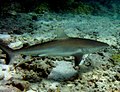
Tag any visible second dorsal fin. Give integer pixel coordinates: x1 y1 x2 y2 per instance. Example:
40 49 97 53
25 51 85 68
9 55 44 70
54 30 69 40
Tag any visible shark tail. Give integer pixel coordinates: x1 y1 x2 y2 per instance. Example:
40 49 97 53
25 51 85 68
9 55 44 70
0 40 15 64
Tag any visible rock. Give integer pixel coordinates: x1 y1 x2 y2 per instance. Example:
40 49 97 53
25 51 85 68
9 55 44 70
0 85 22 92
0 68 4 80
67 83 75 87
8 10 17 16
49 82 60 90
0 64 11 72
48 82 60 92
8 41 23 49
3 71 12 80
48 61 77 81
12 79 30 91
0 59 6 64
1 79 30 91
27 90 36 92
0 64 14 80
0 34 11 40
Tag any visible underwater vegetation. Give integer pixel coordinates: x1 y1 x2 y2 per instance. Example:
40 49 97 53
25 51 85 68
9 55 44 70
0 0 119 15
72 2 94 14
34 3 50 14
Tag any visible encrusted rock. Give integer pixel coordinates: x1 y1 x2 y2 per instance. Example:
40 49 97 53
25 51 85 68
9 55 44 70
1 79 30 91
12 79 30 91
0 85 22 92
15 58 54 82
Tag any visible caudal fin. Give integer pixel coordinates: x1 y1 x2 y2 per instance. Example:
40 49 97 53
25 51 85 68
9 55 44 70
0 40 15 64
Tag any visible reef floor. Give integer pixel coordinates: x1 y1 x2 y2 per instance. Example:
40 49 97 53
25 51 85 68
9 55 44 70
0 12 120 92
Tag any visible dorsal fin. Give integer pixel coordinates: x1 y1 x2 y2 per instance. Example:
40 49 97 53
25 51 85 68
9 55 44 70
54 30 69 40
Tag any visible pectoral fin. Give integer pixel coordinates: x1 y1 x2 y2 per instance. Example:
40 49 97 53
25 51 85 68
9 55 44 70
74 54 84 67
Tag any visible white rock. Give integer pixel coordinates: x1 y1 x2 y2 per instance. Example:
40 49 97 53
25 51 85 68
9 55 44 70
0 65 5 80
0 65 2 71
67 84 75 87
0 34 11 40
92 75 99 80
0 64 10 72
48 61 77 81
49 82 60 90
8 41 23 49
0 70 4 80
4 71 12 80
0 59 6 64
47 82 60 92
27 90 36 92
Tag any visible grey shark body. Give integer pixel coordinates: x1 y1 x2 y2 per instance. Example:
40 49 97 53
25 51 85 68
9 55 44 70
0 38 109 66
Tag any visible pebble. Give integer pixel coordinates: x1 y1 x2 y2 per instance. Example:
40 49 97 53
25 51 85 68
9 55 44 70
67 84 75 87
27 90 36 92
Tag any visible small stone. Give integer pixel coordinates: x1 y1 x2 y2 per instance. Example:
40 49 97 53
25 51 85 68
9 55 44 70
9 10 17 16
27 90 36 92
64 56 74 61
67 84 75 87
92 75 99 80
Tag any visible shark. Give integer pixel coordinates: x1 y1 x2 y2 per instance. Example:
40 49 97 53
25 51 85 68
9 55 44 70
0 37 109 67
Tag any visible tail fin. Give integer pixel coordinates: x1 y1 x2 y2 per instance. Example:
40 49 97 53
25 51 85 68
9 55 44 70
0 40 15 64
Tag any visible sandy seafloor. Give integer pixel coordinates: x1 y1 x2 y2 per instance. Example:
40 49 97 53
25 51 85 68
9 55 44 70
0 12 120 92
